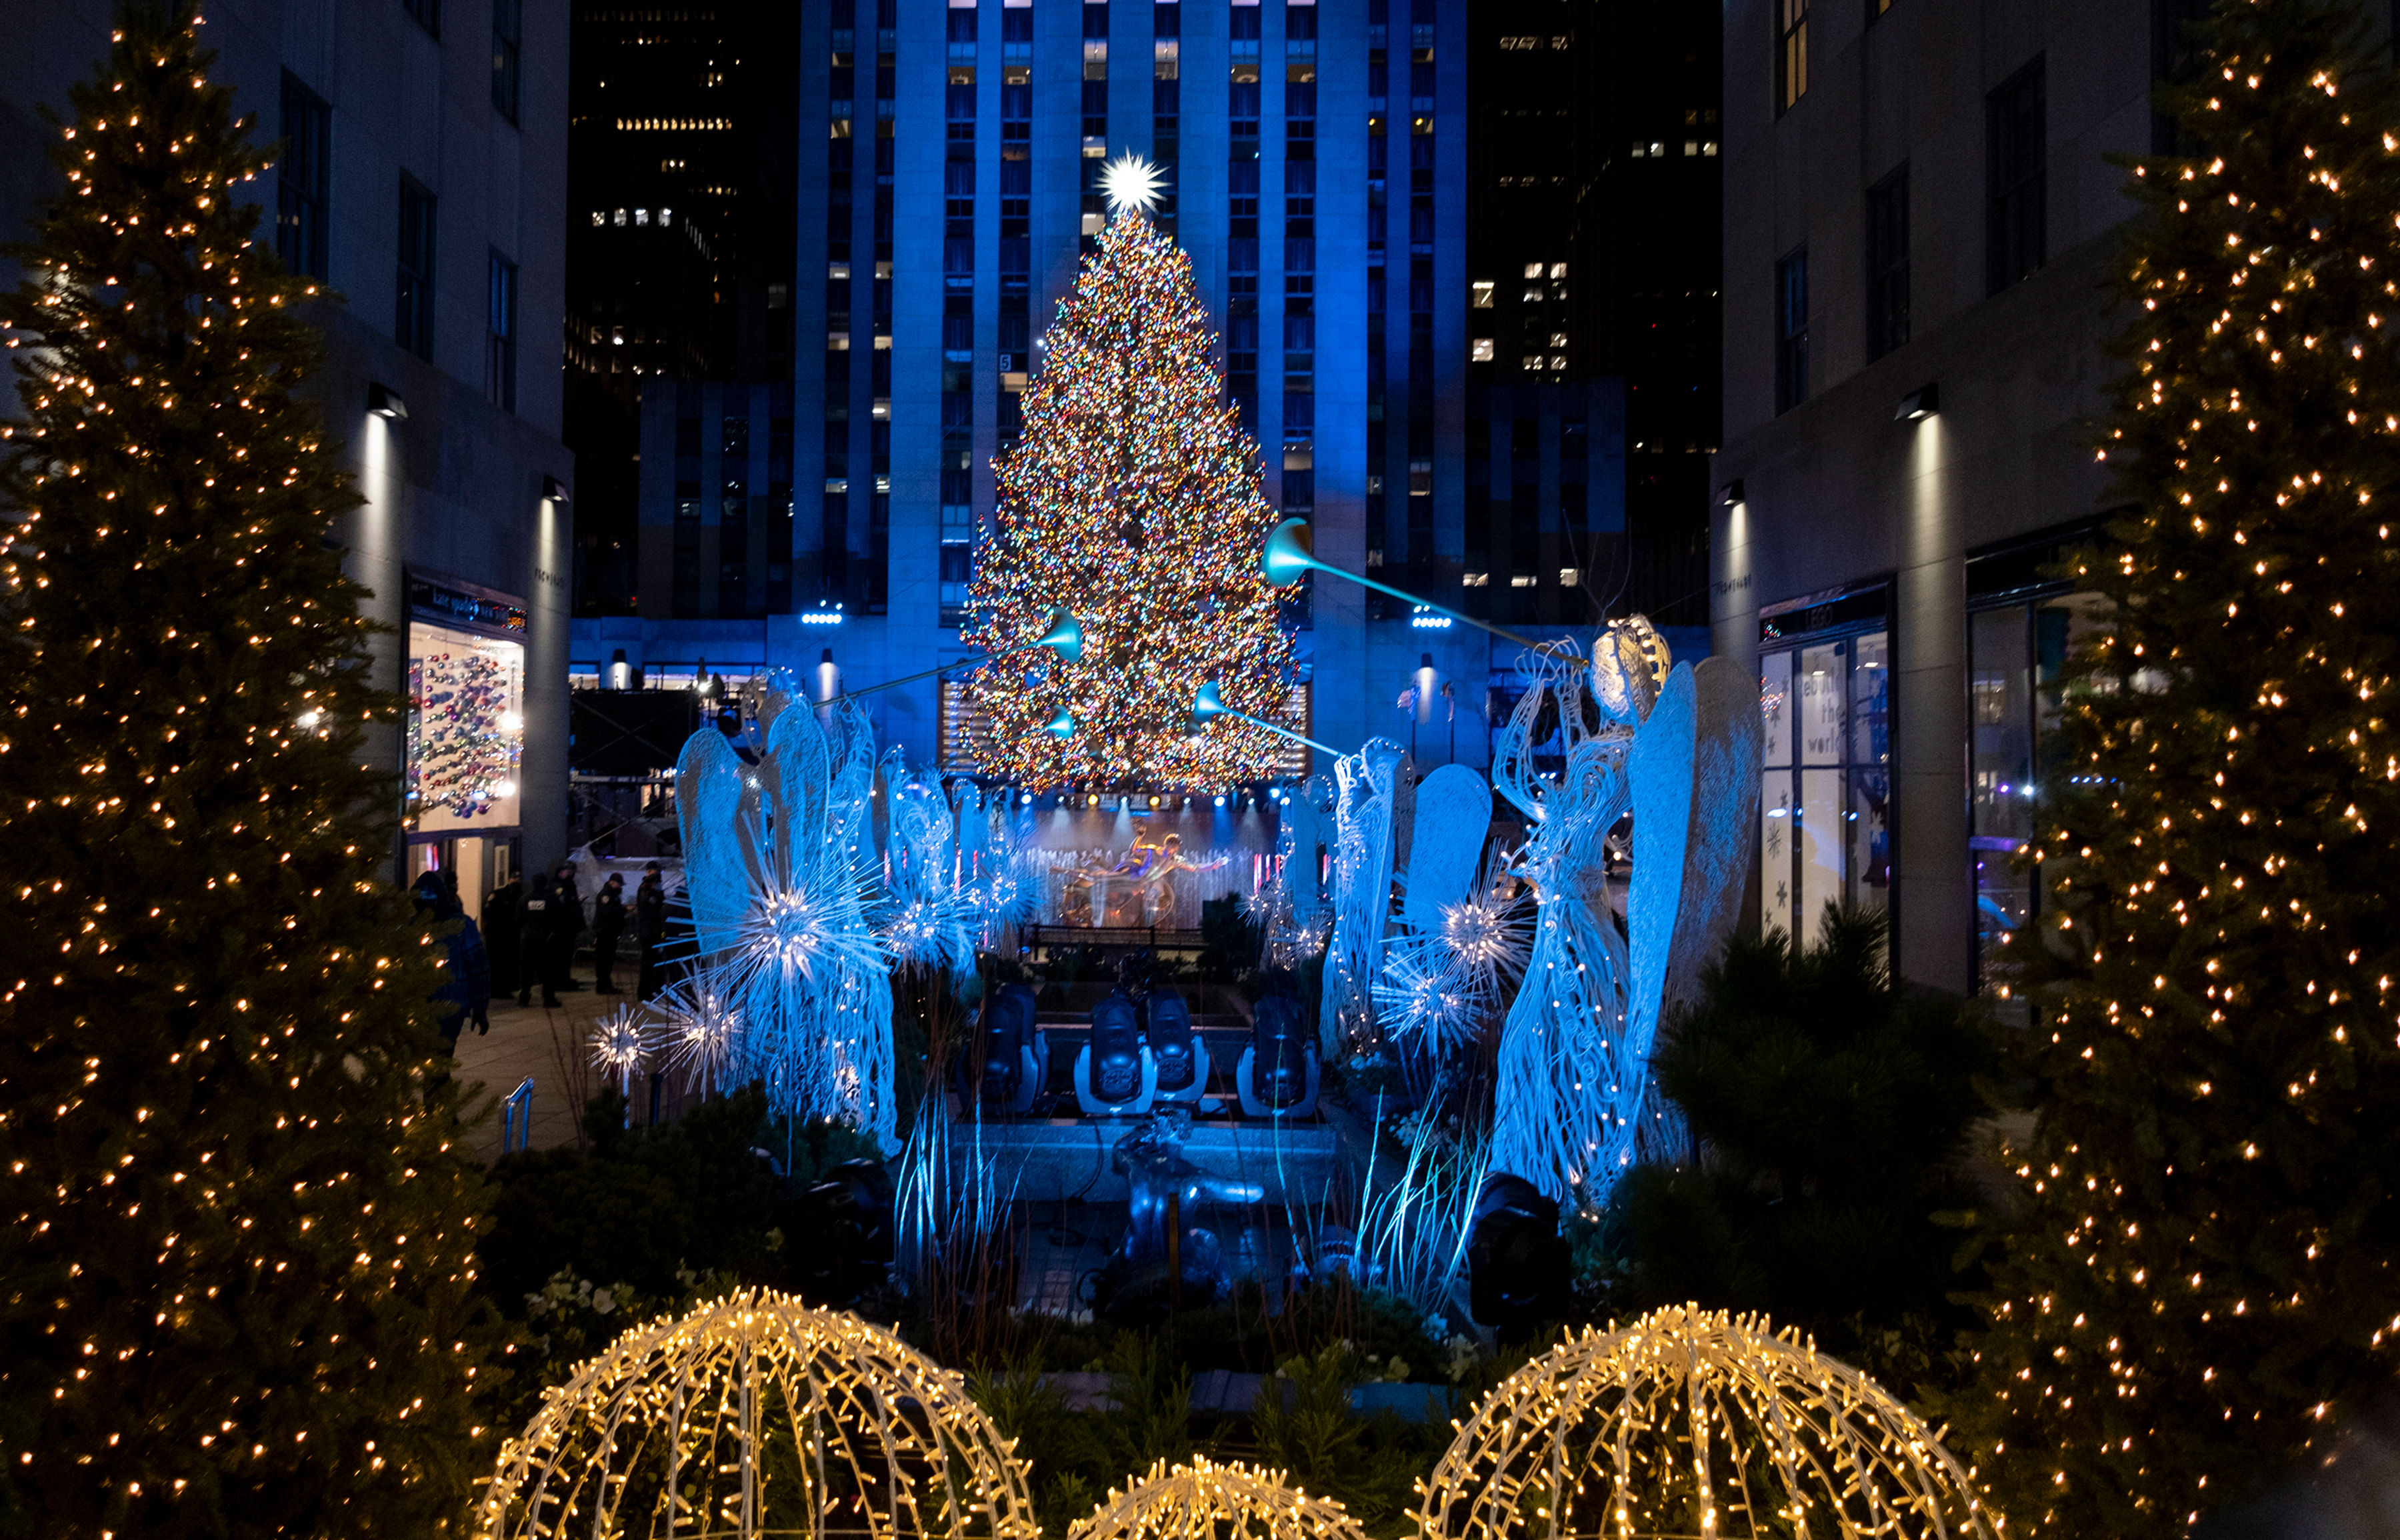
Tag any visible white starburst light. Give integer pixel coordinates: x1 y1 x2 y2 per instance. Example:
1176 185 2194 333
1100 151 1167 215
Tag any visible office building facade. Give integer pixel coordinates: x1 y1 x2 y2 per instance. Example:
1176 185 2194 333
5 0 575 913
1711 0 2155 993
576 0 1641 779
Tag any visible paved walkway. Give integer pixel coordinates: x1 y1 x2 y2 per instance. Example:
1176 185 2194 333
451 984 633 1160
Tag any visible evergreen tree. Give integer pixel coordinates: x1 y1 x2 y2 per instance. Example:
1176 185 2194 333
0 13 501 1533
1607 908 1992 1383
1947 3 2400 1531
968 157 1296 789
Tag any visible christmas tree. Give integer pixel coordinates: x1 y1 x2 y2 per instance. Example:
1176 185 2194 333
1947 3 2400 1531
968 155 1296 789
0 13 501 1533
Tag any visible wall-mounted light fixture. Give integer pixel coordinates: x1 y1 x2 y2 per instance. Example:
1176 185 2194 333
367 382 408 420
542 474 571 502
1895 383 1939 421
1716 478 1745 507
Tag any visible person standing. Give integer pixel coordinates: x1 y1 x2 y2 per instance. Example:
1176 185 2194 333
591 872 627 994
484 871 523 1003
547 864 585 1000
411 873 490 1048
633 863 667 1001
516 872 557 1009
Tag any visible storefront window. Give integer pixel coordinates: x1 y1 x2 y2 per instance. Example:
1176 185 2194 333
1964 519 2111 991
1966 591 2108 988
1757 585 1889 945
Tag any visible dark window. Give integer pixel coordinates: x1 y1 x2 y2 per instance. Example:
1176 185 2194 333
396 176 437 359
276 72 329 280
491 0 521 122
1866 165 1909 360
404 0 439 38
1775 245 1809 413
485 252 517 411
1987 57 2046 294
1777 0 1807 112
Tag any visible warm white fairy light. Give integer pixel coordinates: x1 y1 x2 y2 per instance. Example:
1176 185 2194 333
1069 1457 1365 1540
475 1291 1037 1540
1420 1305 2001 1540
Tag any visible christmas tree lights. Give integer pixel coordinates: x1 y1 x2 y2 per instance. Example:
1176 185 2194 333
1946 2 2400 1531
967 186 1297 790
0 11 503 1531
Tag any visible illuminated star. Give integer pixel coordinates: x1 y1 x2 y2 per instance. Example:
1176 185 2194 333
1099 151 1167 215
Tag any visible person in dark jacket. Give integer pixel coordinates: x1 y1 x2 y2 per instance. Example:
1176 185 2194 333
547 865 585 999
591 873 627 994
411 873 491 1047
633 863 668 1001
517 873 558 1008
484 874 523 1002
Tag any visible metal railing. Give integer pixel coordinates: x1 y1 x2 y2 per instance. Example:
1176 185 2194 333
500 1076 535 1155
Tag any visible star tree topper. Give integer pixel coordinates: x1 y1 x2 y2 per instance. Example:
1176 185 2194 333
1101 151 1167 217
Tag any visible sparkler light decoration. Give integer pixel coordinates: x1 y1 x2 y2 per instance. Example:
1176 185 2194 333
967 203 1297 789
1373 846 1535 1051
1418 1305 1999 1540
473 1291 1039 1540
1068 1458 1367 1540
654 971 743 1099
589 1005 650 1105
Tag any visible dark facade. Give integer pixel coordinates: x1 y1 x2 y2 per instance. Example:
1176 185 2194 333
1462 0 1716 637
565 1 800 617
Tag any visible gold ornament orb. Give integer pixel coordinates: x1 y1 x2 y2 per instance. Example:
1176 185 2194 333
1068 1458 1367 1540
1418 1307 1999 1540
474 1291 1038 1540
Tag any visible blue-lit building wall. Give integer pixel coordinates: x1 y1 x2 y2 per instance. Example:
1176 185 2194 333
578 0 1627 781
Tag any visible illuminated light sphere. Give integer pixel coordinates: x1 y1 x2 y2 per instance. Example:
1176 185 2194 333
475 1291 1038 1540
1068 1458 1365 1540
1419 1306 1999 1540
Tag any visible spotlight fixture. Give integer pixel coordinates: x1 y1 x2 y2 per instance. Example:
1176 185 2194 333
1715 479 1745 508
366 382 408 421
1895 383 1939 421
542 473 571 503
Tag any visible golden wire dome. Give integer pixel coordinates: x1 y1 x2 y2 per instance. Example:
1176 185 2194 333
1068 1458 1368 1540
1417 1306 2000 1540
473 1289 1039 1540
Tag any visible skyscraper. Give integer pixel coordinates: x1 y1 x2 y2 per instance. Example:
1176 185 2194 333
573 0 1645 779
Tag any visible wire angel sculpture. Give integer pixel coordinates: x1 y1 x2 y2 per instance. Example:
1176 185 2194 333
1317 741 1406 1054
677 697 899 1151
1484 621 1763 1208
879 756 980 991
